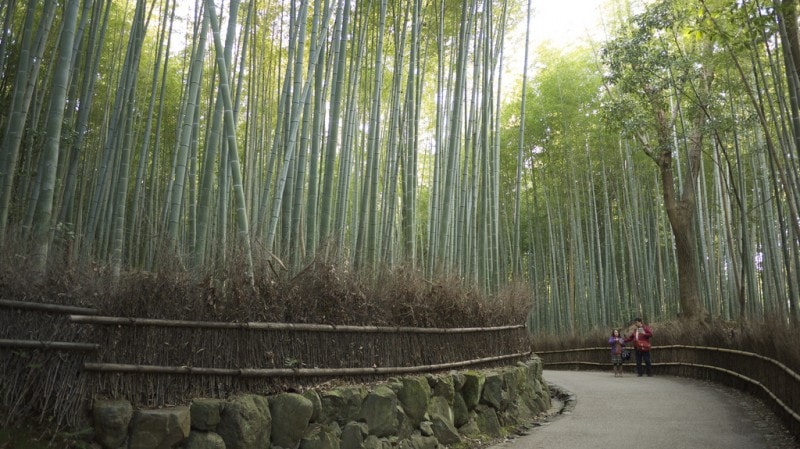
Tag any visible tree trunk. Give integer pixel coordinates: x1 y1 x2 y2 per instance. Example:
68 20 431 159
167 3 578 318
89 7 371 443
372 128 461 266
652 96 706 321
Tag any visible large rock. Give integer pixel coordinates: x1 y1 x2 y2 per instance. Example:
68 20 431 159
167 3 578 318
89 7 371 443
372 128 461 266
452 393 469 428
503 370 520 404
475 405 502 438
430 416 460 445
406 433 438 449
93 399 133 449
480 372 507 411
184 431 227 449
426 396 459 445
518 377 539 414
303 390 323 423
320 386 367 426
361 435 386 449
129 406 191 449
340 422 368 449
397 377 430 425
457 412 480 437
192 399 223 431
217 394 271 449
270 393 314 449
425 396 452 425
534 396 550 414
461 372 485 410
529 358 543 377
418 421 433 437
429 376 454 404
359 386 398 437
449 372 466 391
300 424 341 449
394 406 414 440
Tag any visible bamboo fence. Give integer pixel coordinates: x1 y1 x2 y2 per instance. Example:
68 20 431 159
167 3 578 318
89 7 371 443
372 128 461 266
536 345 800 439
1 299 532 428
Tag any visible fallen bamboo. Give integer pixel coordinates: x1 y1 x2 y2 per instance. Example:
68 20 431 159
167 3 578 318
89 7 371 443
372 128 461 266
0 299 98 315
82 351 533 376
0 338 99 352
69 314 526 334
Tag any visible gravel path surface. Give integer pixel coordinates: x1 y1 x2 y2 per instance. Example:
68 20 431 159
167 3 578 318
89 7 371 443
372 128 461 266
491 369 796 449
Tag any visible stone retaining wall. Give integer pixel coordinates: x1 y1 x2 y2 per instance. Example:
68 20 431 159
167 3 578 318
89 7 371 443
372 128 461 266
92 357 550 449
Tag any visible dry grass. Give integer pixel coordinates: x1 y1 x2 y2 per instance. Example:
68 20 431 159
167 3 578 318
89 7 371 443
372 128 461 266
0 246 532 328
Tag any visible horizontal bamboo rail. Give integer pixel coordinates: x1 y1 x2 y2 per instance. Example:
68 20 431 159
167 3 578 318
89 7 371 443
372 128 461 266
537 345 800 383
657 361 800 423
536 346 608 354
83 351 533 376
0 299 97 315
0 338 99 352
70 315 526 334
536 345 800 428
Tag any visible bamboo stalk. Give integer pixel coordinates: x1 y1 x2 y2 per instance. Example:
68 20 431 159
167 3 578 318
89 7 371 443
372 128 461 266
69 314 526 334
0 338 99 351
83 351 532 376
0 299 98 315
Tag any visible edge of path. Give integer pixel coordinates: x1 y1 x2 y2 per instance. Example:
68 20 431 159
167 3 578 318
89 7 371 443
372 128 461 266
495 369 797 449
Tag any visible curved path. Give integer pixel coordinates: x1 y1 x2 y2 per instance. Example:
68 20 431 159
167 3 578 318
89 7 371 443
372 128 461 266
496 370 791 449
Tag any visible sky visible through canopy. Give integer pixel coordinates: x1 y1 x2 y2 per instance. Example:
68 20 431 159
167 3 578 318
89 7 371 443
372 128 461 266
504 0 609 92
530 0 607 47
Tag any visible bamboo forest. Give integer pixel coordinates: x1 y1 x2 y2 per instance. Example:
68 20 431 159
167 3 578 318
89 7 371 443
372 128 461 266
0 0 799 334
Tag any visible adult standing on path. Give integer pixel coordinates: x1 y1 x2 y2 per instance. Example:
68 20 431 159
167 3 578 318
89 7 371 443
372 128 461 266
493 370 789 449
625 317 653 376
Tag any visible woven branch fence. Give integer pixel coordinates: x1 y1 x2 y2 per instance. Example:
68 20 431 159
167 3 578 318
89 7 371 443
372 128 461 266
536 345 800 439
0 299 532 429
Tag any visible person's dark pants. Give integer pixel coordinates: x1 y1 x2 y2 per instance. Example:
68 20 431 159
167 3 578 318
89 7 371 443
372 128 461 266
635 350 652 376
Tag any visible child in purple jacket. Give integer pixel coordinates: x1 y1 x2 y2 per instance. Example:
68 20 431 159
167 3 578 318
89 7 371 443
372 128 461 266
608 329 625 377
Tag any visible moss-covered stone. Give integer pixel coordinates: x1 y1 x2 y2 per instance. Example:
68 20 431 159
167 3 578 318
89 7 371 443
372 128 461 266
457 412 480 437
408 432 438 449
426 396 459 445
270 393 314 449
93 399 133 449
184 430 226 449
475 405 502 438
450 372 466 391
340 422 367 449
461 372 485 410
359 386 398 438
303 391 323 423
191 399 223 431
452 392 469 428
321 386 367 426
503 370 519 404
129 406 191 449
89 357 552 449
480 372 506 411
300 424 341 449
397 377 430 425
430 376 455 404
217 394 271 449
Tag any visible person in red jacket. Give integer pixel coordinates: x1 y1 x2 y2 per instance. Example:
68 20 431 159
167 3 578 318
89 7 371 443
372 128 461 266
625 317 653 377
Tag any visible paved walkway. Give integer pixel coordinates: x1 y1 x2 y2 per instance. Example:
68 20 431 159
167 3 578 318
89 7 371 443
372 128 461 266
494 370 789 449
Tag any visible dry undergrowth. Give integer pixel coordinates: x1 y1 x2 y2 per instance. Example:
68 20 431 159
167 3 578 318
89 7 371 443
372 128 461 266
0 241 532 328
